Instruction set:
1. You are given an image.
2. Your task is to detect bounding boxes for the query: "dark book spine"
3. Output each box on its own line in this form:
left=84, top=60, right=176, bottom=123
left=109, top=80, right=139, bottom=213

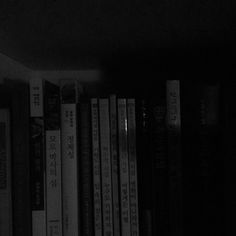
left=79, top=100, right=94, bottom=236
left=136, top=99, right=152, bottom=236
left=127, top=98, right=139, bottom=236
left=30, top=77, right=46, bottom=236
left=222, top=82, right=236, bottom=235
left=149, top=95, right=169, bottom=236
left=198, top=84, right=222, bottom=235
left=0, top=108, right=12, bottom=236
left=109, top=94, right=121, bottom=236
left=44, top=81, right=62, bottom=236
left=166, top=80, right=183, bottom=236
left=5, top=81, right=31, bottom=236
left=91, top=98, right=103, bottom=236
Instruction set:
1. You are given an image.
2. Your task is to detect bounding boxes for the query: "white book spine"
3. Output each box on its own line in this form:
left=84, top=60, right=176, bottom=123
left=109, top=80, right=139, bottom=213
left=0, top=109, right=12, bottom=236
left=99, top=99, right=113, bottom=236
left=30, top=78, right=46, bottom=236
left=91, top=98, right=103, bottom=236
left=46, top=130, right=62, bottom=236
left=118, top=99, right=131, bottom=236
left=127, top=99, right=139, bottom=236
left=61, top=104, right=79, bottom=236
left=109, top=95, right=121, bottom=236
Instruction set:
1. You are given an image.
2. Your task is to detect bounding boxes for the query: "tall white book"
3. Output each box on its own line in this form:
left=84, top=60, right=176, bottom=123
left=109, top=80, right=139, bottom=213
left=99, top=98, right=113, bottom=236
left=60, top=80, right=81, bottom=236
left=0, top=109, right=12, bottom=236
left=127, top=98, right=139, bottom=236
left=117, top=98, right=131, bottom=236
left=30, top=77, right=46, bottom=236
left=45, top=81, right=62, bottom=236
left=91, top=98, right=103, bottom=236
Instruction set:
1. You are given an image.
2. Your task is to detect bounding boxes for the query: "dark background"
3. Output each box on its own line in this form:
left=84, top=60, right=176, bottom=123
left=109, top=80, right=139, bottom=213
left=0, top=0, right=235, bottom=70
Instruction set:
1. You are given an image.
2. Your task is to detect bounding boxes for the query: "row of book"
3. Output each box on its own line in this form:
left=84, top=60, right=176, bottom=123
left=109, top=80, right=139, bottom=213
left=0, top=77, right=233, bottom=236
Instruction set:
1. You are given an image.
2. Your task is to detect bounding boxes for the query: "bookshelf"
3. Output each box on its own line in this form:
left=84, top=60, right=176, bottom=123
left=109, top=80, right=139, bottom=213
left=0, top=2, right=234, bottom=236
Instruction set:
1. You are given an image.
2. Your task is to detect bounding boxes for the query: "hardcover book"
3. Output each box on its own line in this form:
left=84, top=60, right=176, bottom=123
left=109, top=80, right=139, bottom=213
left=4, top=80, right=31, bottom=236
left=0, top=108, right=12, bottom=236
left=79, top=99, right=94, bottom=236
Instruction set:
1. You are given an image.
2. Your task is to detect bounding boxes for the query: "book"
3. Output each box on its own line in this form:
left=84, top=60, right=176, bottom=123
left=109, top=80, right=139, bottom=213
left=149, top=84, right=169, bottom=236
left=166, top=80, right=183, bottom=236
left=30, top=77, right=46, bottom=236
left=0, top=108, right=12, bottom=236
left=109, top=94, right=121, bottom=236
left=4, top=79, right=31, bottom=236
left=99, top=98, right=114, bottom=236
left=127, top=98, right=139, bottom=236
left=79, top=99, right=94, bottom=236
left=44, top=81, right=62, bottom=236
left=60, top=79, right=81, bottom=236
left=222, top=81, right=236, bottom=235
left=91, top=98, right=103, bottom=236
left=181, top=81, right=222, bottom=236
left=117, top=98, right=131, bottom=236
left=135, top=99, right=152, bottom=236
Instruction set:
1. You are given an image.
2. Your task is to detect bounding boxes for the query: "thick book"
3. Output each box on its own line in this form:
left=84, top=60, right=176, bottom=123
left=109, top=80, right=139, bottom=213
left=127, top=98, right=139, bottom=236
left=79, top=99, right=94, bottom=236
left=222, top=81, right=236, bottom=235
left=135, top=99, right=152, bottom=236
left=117, top=98, right=131, bottom=236
left=0, top=108, right=12, bottom=236
left=4, top=79, right=31, bottom=236
left=181, top=81, right=222, bottom=236
left=149, top=84, right=169, bottom=236
left=60, top=79, right=81, bottom=236
left=30, top=77, right=46, bottom=236
left=166, top=80, right=183, bottom=236
left=44, top=81, right=62, bottom=236
left=99, top=98, right=114, bottom=236
left=109, top=94, right=121, bottom=236
left=91, top=98, right=103, bottom=236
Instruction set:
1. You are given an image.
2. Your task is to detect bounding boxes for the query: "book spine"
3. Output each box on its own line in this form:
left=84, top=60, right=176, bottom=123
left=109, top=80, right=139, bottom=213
left=60, top=80, right=80, bottom=236
left=109, top=94, right=121, bottom=236
left=0, top=109, right=12, bottom=236
left=199, top=84, right=222, bottom=235
left=30, top=77, right=46, bottom=236
left=135, top=99, right=152, bottom=236
left=45, top=82, right=62, bottom=236
left=117, top=98, right=131, bottom=236
left=127, top=99, right=139, bottom=236
left=166, top=80, right=183, bottom=236
left=79, top=100, right=94, bottom=236
left=91, top=98, right=103, bottom=236
left=149, top=92, right=169, bottom=236
left=5, top=81, right=31, bottom=236
left=99, top=98, right=114, bottom=236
